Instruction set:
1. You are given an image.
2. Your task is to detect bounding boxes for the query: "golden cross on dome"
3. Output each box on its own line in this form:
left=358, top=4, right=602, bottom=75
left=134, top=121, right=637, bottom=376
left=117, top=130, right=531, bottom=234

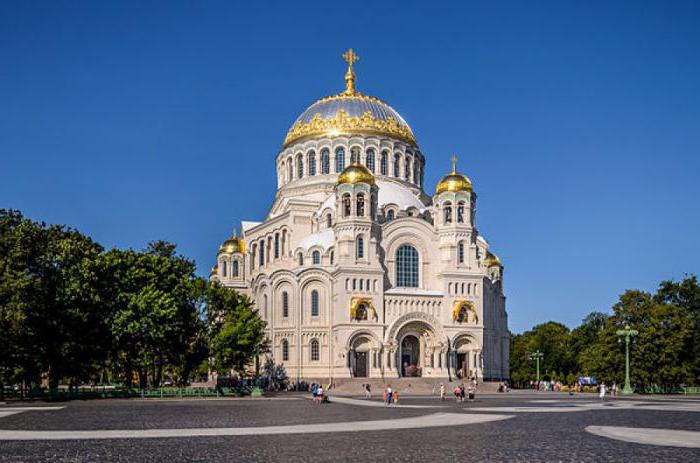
left=341, top=48, right=359, bottom=94
left=451, top=155, right=458, bottom=173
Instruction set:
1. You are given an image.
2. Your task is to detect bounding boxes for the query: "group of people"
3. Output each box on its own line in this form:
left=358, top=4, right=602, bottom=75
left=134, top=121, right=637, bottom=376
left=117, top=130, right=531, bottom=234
left=310, top=382, right=329, bottom=404
left=530, top=380, right=564, bottom=391
left=598, top=382, right=618, bottom=399
left=383, top=385, right=399, bottom=405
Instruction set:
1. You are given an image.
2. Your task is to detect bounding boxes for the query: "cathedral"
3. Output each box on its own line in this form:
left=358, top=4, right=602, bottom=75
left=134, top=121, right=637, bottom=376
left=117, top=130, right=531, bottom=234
left=211, top=50, right=509, bottom=382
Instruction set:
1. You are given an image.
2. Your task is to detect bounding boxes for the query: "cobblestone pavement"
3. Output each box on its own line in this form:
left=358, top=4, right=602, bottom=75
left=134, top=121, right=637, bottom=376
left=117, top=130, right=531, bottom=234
left=1, top=393, right=699, bottom=462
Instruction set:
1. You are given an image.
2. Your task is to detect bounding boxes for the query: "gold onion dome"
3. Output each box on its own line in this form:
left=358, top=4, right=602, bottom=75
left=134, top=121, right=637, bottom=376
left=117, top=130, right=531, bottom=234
left=337, top=162, right=375, bottom=185
left=484, top=252, right=502, bottom=268
left=218, top=227, right=245, bottom=254
left=283, top=49, right=416, bottom=148
left=436, top=156, right=473, bottom=194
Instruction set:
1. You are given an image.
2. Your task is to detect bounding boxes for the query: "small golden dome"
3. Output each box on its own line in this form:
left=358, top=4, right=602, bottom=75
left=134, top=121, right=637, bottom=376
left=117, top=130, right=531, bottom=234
left=436, top=156, right=472, bottom=194
left=217, top=227, right=246, bottom=254
left=484, top=252, right=502, bottom=268
left=337, top=162, right=375, bottom=186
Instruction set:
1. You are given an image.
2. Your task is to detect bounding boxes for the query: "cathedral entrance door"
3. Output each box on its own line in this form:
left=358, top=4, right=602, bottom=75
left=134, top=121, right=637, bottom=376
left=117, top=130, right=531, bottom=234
left=456, top=353, right=468, bottom=379
left=400, top=335, right=420, bottom=377
left=354, top=351, right=368, bottom=377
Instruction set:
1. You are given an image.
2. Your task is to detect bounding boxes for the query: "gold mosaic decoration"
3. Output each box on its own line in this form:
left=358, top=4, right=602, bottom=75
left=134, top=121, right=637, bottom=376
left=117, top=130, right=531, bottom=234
left=452, top=300, right=478, bottom=324
left=284, top=108, right=416, bottom=148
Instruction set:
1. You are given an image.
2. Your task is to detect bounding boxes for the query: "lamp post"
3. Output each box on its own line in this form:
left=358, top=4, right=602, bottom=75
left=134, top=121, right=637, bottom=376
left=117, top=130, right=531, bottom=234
left=528, top=350, right=544, bottom=388
left=616, top=324, right=639, bottom=394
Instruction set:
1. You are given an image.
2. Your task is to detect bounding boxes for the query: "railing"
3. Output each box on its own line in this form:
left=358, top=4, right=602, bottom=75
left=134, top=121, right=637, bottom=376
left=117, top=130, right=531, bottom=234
left=1, top=386, right=253, bottom=401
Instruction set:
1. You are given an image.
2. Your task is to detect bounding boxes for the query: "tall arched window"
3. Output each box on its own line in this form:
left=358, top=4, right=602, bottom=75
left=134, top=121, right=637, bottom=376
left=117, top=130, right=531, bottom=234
left=380, top=151, right=388, bottom=175
left=343, top=193, right=351, bottom=217
left=458, top=242, right=465, bottom=264
left=413, top=159, right=420, bottom=184
left=308, top=151, right=316, bottom=176
left=232, top=260, right=239, bottom=277
left=335, top=148, right=345, bottom=172
left=282, top=291, right=289, bottom=318
left=444, top=202, right=453, bottom=224
left=311, top=290, right=319, bottom=317
left=259, top=240, right=265, bottom=266
left=282, top=339, right=289, bottom=361
left=310, top=339, right=319, bottom=361
left=274, top=233, right=280, bottom=258
left=312, top=250, right=320, bottom=265
left=350, top=147, right=360, bottom=164
left=298, top=253, right=304, bottom=266
left=366, top=149, right=375, bottom=172
left=321, top=149, right=330, bottom=174
left=222, top=261, right=227, bottom=277
left=251, top=244, right=257, bottom=269
left=296, top=154, right=304, bottom=179
left=405, top=156, right=412, bottom=180
left=356, top=193, right=365, bottom=216
left=393, top=154, right=401, bottom=177
left=386, top=210, right=395, bottom=221
left=356, top=236, right=364, bottom=259
left=457, top=202, right=465, bottom=223
left=396, top=244, right=419, bottom=287
left=326, top=214, right=332, bottom=228
left=330, top=251, right=334, bottom=265
left=263, top=294, right=268, bottom=320
left=287, top=159, right=293, bottom=182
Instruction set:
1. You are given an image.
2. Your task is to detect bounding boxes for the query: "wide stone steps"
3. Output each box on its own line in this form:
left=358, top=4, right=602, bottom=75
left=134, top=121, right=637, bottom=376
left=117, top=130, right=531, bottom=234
left=327, top=378, right=501, bottom=395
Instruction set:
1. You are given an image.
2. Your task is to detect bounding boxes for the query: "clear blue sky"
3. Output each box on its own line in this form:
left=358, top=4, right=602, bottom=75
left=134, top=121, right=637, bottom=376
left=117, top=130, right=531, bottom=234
left=2, top=1, right=699, bottom=332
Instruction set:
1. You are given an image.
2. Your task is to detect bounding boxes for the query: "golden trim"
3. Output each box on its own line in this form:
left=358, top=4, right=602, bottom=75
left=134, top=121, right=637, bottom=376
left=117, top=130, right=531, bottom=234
left=350, top=297, right=375, bottom=321
left=284, top=109, right=416, bottom=148
left=484, top=252, right=501, bottom=268
left=452, top=300, right=478, bottom=324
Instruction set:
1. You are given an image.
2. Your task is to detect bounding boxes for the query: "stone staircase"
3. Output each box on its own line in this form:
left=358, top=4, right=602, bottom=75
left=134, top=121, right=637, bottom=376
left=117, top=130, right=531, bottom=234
left=325, top=378, right=502, bottom=396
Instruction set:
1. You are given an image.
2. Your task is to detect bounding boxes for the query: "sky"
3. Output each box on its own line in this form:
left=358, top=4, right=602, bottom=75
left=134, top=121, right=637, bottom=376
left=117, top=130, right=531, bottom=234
left=1, top=1, right=699, bottom=333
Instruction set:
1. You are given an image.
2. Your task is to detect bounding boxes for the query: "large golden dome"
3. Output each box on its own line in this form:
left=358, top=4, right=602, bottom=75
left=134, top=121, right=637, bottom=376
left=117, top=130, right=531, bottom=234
left=283, top=49, right=416, bottom=148
left=217, top=228, right=245, bottom=255
left=337, top=162, right=375, bottom=186
left=436, top=157, right=473, bottom=194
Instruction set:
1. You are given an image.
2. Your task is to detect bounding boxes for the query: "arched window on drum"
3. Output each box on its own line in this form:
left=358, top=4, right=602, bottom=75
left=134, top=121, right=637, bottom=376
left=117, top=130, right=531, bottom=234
left=380, top=151, right=388, bottom=175
left=308, top=151, right=316, bottom=176
left=356, top=193, right=365, bottom=216
left=312, top=250, right=321, bottom=265
left=296, top=154, right=304, bottom=179
left=366, top=149, right=375, bottom=172
left=396, top=244, right=419, bottom=288
left=321, top=149, right=330, bottom=174
left=335, top=148, right=345, bottom=172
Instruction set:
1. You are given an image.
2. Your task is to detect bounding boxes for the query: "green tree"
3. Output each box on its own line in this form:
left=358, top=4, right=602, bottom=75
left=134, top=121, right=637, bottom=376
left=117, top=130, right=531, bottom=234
left=206, top=283, right=268, bottom=376
left=100, top=242, right=203, bottom=388
left=580, top=289, right=693, bottom=389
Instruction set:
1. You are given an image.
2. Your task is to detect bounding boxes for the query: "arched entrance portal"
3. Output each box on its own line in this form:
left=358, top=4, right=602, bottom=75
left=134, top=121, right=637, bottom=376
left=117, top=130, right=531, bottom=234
left=350, top=335, right=373, bottom=378
left=400, top=335, right=420, bottom=377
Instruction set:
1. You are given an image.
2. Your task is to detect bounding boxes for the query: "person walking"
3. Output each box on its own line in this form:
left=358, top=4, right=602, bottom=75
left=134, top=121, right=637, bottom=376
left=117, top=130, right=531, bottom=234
left=316, top=384, right=324, bottom=404
left=468, top=380, right=476, bottom=402
left=364, top=383, right=372, bottom=399
left=599, top=383, right=606, bottom=400
left=385, top=385, right=393, bottom=406
left=439, top=383, right=446, bottom=401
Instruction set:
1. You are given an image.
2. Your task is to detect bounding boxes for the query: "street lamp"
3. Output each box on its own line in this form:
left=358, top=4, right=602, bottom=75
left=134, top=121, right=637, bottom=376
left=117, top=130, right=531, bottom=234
left=616, top=324, right=639, bottom=394
left=528, top=350, right=544, bottom=387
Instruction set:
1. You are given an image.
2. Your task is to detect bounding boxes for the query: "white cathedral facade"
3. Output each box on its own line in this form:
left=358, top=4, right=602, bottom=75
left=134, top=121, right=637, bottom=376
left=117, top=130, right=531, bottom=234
left=211, top=50, right=509, bottom=382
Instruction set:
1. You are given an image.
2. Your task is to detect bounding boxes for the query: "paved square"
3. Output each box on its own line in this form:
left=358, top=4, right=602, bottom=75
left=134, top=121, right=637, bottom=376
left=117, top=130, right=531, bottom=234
left=1, top=393, right=699, bottom=462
